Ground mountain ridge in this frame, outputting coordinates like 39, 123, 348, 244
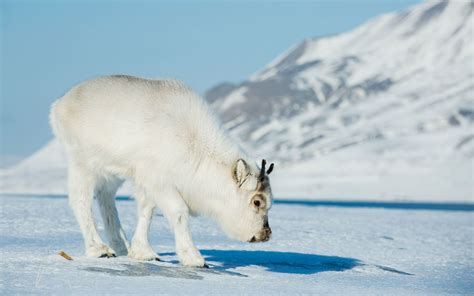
205, 0, 473, 163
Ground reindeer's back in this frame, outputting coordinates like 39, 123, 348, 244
50, 75, 216, 174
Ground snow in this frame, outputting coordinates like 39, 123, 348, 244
1, 195, 473, 295
271, 155, 473, 202
217, 86, 248, 111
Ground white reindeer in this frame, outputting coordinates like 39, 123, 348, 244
50, 75, 274, 267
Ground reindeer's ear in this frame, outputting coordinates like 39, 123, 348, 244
233, 159, 250, 186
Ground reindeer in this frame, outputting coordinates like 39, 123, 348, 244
50, 75, 274, 267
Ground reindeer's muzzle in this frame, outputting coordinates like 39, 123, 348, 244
249, 224, 272, 243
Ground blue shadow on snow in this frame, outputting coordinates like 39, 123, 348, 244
163, 250, 361, 275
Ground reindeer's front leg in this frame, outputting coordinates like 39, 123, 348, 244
157, 189, 206, 267
129, 187, 159, 261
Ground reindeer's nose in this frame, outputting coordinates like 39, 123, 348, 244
263, 220, 269, 229
264, 226, 272, 236
263, 217, 271, 239
260, 226, 272, 242
249, 226, 272, 243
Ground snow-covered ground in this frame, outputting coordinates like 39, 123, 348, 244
1, 195, 473, 295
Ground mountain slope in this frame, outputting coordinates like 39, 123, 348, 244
206, 0, 473, 162
206, 0, 474, 200
0, 140, 68, 194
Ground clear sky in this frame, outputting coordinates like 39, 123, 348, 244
0, 0, 421, 166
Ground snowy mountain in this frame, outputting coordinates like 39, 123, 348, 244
206, 0, 473, 162
1, 0, 473, 200
204, 0, 474, 201
0, 140, 69, 194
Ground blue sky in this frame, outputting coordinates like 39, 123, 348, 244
0, 0, 421, 166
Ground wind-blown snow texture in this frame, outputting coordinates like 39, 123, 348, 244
1, 195, 473, 295
0, 0, 473, 201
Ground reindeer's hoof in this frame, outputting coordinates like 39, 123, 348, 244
87, 244, 116, 258
99, 253, 116, 258
178, 248, 205, 267
128, 249, 159, 261
128, 243, 159, 261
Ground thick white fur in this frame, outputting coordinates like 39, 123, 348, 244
50, 75, 273, 267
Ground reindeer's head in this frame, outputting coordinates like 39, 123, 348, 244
220, 158, 274, 243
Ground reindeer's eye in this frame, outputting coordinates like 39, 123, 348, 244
251, 195, 266, 209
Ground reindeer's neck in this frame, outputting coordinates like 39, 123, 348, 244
179, 153, 240, 218
176, 111, 250, 218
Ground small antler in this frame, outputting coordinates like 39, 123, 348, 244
259, 159, 274, 181
266, 163, 274, 175
259, 159, 267, 181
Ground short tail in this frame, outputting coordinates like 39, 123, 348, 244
49, 99, 64, 141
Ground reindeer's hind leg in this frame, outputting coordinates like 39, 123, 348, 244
96, 176, 129, 256
68, 162, 115, 258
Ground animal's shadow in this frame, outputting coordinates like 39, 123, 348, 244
163, 249, 361, 275
83, 250, 412, 278
82, 250, 360, 278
